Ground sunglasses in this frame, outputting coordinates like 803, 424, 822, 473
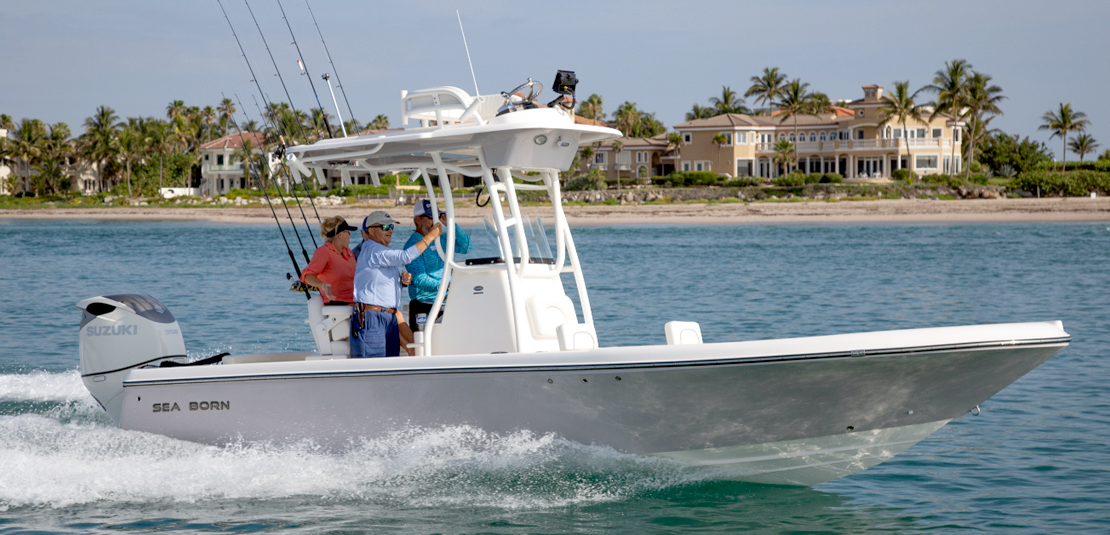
370, 224, 394, 231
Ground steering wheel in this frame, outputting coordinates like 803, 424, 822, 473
501, 78, 544, 108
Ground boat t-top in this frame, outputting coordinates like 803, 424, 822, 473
76, 73, 1070, 485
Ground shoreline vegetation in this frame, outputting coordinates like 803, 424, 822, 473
3, 196, 1107, 226
4, 60, 1110, 204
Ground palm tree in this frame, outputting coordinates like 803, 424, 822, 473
709, 86, 749, 115
241, 120, 260, 133
368, 114, 390, 130
777, 79, 813, 169
685, 103, 714, 121
309, 108, 333, 140
578, 94, 604, 121
1039, 103, 1090, 171
200, 106, 217, 143
923, 59, 971, 175
39, 122, 74, 195
746, 67, 787, 115
712, 133, 728, 176
10, 119, 46, 194
806, 92, 834, 116
1068, 133, 1099, 161
165, 100, 186, 122
343, 118, 362, 135
218, 98, 237, 136
772, 138, 796, 176
611, 140, 623, 190
666, 131, 683, 173
577, 146, 595, 181
879, 80, 925, 180
962, 72, 1005, 177
613, 102, 642, 137
144, 119, 172, 191
81, 105, 120, 192
116, 126, 145, 198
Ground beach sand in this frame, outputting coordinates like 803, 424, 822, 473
3, 197, 1109, 225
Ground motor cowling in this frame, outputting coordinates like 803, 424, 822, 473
77, 294, 186, 423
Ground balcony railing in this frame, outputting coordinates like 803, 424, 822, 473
754, 139, 951, 153
208, 163, 244, 171
590, 163, 607, 171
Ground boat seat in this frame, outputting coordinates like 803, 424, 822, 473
557, 323, 597, 351
525, 294, 578, 339
306, 294, 352, 357
665, 321, 703, 345
400, 86, 488, 128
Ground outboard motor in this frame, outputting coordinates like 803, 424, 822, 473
77, 294, 186, 423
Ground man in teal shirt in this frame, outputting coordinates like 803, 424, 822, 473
403, 200, 471, 330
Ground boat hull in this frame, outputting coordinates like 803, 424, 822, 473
118, 322, 1067, 485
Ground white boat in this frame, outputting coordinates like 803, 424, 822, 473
76, 75, 1070, 486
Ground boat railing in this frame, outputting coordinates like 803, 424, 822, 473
400, 87, 502, 128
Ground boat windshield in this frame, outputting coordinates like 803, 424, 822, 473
480, 214, 554, 263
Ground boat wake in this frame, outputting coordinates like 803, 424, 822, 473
0, 371, 710, 511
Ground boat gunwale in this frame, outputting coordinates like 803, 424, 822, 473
122, 336, 1071, 387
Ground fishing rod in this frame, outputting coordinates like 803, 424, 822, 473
276, 0, 334, 139
214, 0, 315, 265
225, 92, 311, 300
212, 2, 309, 298
305, 0, 356, 127
243, 0, 323, 226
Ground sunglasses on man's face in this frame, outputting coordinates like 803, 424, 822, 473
371, 224, 394, 231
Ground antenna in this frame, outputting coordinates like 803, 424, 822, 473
305, 0, 357, 124
456, 10, 480, 98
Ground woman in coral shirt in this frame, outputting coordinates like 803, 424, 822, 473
301, 216, 358, 305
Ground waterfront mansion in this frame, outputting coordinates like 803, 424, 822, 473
586, 85, 964, 181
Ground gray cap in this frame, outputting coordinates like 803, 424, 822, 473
361, 211, 400, 230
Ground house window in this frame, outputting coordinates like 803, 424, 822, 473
932, 128, 942, 138
893, 128, 902, 138
856, 130, 864, 140
738, 132, 747, 144
915, 155, 938, 169
840, 131, 849, 140
779, 133, 786, 140
204, 154, 209, 161
953, 128, 961, 142
695, 162, 704, 171
736, 159, 753, 176
594, 153, 605, 164
809, 132, 816, 142
635, 152, 645, 163
857, 110, 864, 116
682, 162, 691, 172
217, 154, 224, 165
682, 133, 692, 144
789, 133, 795, 142
916, 128, 926, 139
720, 132, 732, 146
819, 132, 827, 142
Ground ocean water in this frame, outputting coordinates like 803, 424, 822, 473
0, 218, 1107, 533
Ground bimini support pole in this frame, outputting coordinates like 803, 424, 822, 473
476, 148, 531, 353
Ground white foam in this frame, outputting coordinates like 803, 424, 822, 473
0, 416, 705, 511
0, 370, 94, 404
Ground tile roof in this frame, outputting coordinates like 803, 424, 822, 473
198, 132, 268, 150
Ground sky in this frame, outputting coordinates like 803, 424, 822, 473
3, 0, 1108, 160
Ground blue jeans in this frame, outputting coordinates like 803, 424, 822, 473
351, 308, 399, 358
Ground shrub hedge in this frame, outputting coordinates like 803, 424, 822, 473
1028, 160, 1110, 172
1011, 170, 1110, 196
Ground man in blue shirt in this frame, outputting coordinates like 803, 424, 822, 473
403, 200, 471, 330
352, 210, 441, 357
